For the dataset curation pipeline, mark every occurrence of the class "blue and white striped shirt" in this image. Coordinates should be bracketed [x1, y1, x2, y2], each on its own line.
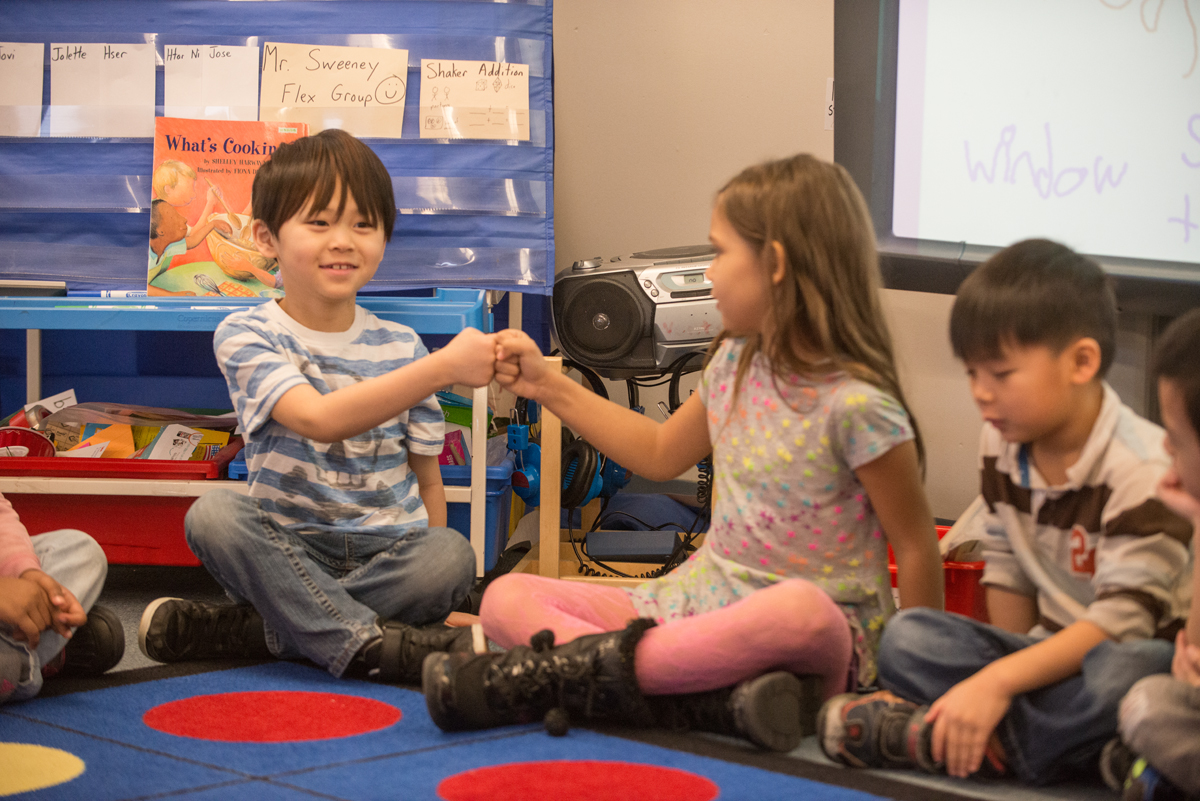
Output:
[214, 300, 445, 537]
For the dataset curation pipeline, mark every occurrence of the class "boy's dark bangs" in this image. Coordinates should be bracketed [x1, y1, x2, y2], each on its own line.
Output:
[949, 288, 1014, 364]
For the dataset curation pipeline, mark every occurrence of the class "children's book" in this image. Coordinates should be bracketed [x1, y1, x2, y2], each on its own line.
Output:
[147, 117, 308, 299]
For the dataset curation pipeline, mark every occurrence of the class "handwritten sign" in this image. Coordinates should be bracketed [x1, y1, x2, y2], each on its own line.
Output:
[164, 45, 260, 121]
[259, 42, 408, 138]
[0, 43, 44, 137]
[419, 59, 530, 140]
[49, 43, 155, 137]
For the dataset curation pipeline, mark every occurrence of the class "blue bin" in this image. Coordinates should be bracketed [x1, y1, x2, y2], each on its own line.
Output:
[441, 457, 514, 572]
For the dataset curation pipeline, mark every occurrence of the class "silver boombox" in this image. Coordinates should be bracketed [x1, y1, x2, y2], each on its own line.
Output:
[551, 245, 721, 379]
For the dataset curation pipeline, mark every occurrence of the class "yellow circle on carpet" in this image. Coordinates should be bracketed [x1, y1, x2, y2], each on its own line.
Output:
[0, 743, 85, 795]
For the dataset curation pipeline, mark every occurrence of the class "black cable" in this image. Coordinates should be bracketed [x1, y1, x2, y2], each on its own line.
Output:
[626, 379, 639, 410]
[668, 350, 708, 411]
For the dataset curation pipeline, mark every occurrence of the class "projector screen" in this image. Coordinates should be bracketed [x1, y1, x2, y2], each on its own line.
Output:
[894, 0, 1198, 267]
[835, 0, 1200, 311]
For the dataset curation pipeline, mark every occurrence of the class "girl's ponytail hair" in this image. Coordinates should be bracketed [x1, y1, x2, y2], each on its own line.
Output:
[708, 154, 925, 470]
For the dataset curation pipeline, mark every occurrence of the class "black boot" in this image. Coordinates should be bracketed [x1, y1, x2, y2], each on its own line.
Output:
[423, 619, 657, 732]
[360, 620, 485, 684]
[647, 672, 823, 752]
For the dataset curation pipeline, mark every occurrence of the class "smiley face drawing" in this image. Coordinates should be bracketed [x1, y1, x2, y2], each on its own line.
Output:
[374, 75, 406, 105]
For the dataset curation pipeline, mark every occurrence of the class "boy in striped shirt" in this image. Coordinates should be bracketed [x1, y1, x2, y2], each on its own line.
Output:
[138, 129, 497, 682]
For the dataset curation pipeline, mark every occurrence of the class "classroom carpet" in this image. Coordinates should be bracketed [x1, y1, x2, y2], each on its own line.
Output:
[1, 659, 1117, 801]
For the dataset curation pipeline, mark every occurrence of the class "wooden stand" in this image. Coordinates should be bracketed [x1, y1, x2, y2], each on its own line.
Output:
[506, 355, 653, 588]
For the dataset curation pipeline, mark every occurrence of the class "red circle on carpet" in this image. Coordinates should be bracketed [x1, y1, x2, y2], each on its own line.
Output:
[436, 761, 719, 801]
[142, 691, 401, 742]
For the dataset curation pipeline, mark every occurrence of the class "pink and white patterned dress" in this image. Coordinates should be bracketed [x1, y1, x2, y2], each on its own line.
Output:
[626, 338, 915, 687]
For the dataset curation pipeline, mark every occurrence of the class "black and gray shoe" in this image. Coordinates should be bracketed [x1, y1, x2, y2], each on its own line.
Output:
[359, 620, 486, 684]
[649, 672, 822, 752]
[61, 604, 125, 676]
[138, 597, 271, 662]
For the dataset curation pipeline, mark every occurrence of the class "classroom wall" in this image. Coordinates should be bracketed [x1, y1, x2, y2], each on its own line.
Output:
[551, 0, 1156, 521]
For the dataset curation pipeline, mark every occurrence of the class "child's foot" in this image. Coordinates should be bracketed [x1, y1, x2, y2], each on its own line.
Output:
[139, 598, 271, 662]
[357, 620, 487, 684]
[1122, 757, 1193, 801]
[62, 605, 125, 676]
[649, 671, 822, 752]
[817, 690, 930, 770]
[1101, 737, 1139, 792]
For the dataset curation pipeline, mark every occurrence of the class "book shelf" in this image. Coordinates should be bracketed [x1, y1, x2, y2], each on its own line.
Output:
[0, 290, 496, 576]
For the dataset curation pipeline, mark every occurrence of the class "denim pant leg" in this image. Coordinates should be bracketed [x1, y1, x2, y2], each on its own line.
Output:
[185, 490, 381, 677]
[1, 529, 107, 704]
[338, 528, 475, 628]
[878, 607, 1174, 785]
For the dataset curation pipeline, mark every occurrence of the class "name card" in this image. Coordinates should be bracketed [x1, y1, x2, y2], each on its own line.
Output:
[0, 43, 44, 137]
[419, 59, 530, 141]
[164, 45, 260, 121]
[259, 42, 408, 138]
[49, 43, 155, 137]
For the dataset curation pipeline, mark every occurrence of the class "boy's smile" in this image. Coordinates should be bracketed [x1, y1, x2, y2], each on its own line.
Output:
[252, 183, 385, 329]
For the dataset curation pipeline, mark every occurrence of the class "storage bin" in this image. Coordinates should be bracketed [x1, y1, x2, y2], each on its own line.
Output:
[888, 524, 989, 623]
[441, 458, 514, 572]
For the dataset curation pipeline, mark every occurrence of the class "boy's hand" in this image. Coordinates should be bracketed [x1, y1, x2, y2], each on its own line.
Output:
[1173, 629, 1200, 687]
[494, 329, 550, 400]
[1157, 467, 1200, 522]
[925, 674, 1012, 778]
[19, 569, 85, 637]
[0, 575, 55, 648]
[440, 328, 497, 388]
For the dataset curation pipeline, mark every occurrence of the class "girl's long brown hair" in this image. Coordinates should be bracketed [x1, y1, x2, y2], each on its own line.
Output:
[707, 154, 925, 469]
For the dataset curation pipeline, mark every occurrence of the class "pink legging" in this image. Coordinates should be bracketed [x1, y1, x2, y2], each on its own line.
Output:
[479, 573, 852, 700]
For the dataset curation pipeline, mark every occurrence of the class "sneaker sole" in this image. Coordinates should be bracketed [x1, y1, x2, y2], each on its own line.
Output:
[734, 672, 812, 753]
[138, 597, 183, 661]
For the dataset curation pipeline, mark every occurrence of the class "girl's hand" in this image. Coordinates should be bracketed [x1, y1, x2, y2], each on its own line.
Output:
[925, 674, 1012, 778]
[20, 569, 85, 636]
[494, 329, 550, 400]
[1157, 467, 1200, 522]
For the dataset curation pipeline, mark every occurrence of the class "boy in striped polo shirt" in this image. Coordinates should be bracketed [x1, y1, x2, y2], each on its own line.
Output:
[819, 239, 1192, 786]
[138, 129, 497, 682]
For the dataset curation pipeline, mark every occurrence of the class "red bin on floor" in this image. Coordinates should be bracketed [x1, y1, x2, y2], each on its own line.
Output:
[888, 524, 990, 623]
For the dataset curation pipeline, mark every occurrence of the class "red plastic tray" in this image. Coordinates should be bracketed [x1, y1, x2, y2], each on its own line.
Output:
[0, 437, 243, 480]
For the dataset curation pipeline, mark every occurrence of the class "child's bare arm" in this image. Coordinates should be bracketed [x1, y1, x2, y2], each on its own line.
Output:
[494, 329, 711, 481]
[855, 440, 943, 610]
[985, 585, 1038, 634]
[926, 619, 1109, 777]
[272, 328, 496, 443]
[410, 453, 447, 529]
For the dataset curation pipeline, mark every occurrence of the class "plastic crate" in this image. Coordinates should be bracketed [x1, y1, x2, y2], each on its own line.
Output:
[888, 524, 989, 623]
[441, 458, 514, 572]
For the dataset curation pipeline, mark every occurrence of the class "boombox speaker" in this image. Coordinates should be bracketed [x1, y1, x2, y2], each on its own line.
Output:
[552, 246, 721, 379]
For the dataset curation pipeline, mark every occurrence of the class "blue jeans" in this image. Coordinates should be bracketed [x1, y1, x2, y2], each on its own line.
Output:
[1, 529, 107, 704]
[185, 490, 475, 677]
[878, 607, 1174, 785]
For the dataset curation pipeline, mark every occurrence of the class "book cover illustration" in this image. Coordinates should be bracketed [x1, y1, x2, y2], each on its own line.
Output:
[147, 117, 308, 298]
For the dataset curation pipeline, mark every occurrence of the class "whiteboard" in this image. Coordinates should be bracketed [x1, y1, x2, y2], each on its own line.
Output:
[893, 0, 1200, 268]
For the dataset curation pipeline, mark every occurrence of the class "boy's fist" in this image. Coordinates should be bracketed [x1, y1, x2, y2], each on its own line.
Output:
[441, 327, 498, 388]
